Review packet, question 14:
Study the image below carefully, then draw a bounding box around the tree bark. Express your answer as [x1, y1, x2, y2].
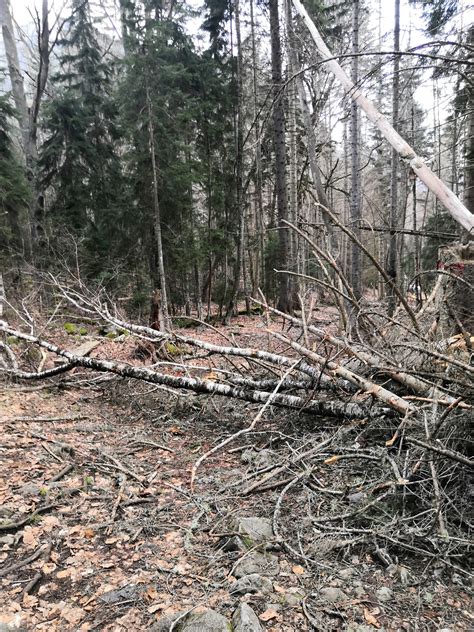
[270, 0, 293, 313]
[225, 0, 245, 324]
[146, 87, 170, 331]
[350, 0, 362, 301]
[387, 0, 400, 316]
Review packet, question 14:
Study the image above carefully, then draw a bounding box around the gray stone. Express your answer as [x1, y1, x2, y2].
[230, 574, 273, 596]
[319, 586, 347, 604]
[99, 584, 139, 604]
[232, 603, 262, 632]
[375, 586, 393, 603]
[151, 610, 230, 632]
[149, 613, 180, 632]
[284, 592, 303, 607]
[338, 568, 355, 579]
[234, 552, 280, 578]
[237, 517, 273, 544]
[180, 610, 230, 632]
[221, 536, 247, 553]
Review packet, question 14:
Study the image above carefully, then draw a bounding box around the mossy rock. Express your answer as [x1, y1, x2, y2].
[165, 342, 181, 356]
[63, 322, 77, 335]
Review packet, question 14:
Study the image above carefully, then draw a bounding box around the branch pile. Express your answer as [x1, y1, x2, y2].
[0, 283, 472, 568]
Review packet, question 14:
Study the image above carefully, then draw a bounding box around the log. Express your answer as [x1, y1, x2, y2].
[0, 321, 388, 420]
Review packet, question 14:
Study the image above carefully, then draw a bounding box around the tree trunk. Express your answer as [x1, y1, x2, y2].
[225, 0, 245, 324]
[270, 0, 293, 313]
[146, 88, 170, 332]
[464, 25, 474, 221]
[350, 0, 362, 301]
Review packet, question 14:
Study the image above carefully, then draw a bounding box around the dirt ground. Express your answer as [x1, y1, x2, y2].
[0, 316, 472, 631]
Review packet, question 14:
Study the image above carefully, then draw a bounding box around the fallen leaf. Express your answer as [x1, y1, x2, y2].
[83, 528, 95, 539]
[57, 569, 70, 579]
[148, 603, 168, 614]
[22, 526, 40, 549]
[259, 608, 279, 622]
[324, 455, 340, 465]
[62, 606, 86, 625]
[41, 562, 57, 575]
[292, 565, 305, 575]
[145, 587, 159, 601]
[203, 371, 218, 381]
[169, 426, 184, 435]
[364, 607, 381, 628]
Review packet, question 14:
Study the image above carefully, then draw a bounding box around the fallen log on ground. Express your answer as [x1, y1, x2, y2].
[0, 320, 387, 419]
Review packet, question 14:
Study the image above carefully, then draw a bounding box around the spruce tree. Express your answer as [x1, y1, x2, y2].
[40, 0, 127, 279]
[0, 92, 31, 264]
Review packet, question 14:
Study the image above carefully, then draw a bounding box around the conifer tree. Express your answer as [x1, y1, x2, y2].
[40, 0, 127, 279]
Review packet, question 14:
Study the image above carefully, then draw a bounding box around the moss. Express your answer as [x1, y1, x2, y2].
[6, 336, 19, 345]
[63, 322, 77, 335]
[240, 535, 254, 549]
[26, 347, 41, 362]
[106, 331, 118, 339]
[78, 327, 88, 336]
[165, 342, 181, 356]
[39, 487, 49, 497]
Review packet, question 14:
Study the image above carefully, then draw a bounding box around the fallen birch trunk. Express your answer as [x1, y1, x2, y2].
[0, 321, 387, 419]
[291, 0, 474, 234]
[252, 299, 460, 406]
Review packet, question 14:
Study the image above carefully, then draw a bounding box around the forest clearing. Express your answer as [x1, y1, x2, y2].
[1, 0, 473, 629]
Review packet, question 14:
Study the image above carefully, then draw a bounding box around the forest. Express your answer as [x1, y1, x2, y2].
[0, 0, 473, 630]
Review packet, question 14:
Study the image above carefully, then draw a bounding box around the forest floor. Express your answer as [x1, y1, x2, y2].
[0, 312, 472, 631]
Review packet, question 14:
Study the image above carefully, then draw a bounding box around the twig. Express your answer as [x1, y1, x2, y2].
[0, 544, 52, 578]
[0, 504, 58, 533]
[190, 360, 300, 490]
[48, 463, 74, 483]
[23, 571, 43, 595]
[404, 436, 474, 468]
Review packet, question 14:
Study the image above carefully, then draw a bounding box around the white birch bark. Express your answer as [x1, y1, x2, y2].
[291, 0, 474, 234]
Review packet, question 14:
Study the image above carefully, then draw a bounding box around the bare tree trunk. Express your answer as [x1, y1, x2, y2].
[146, 87, 170, 332]
[270, 0, 293, 313]
[0, 0, 29, 151]
[464, 25, 474, 221]
[225, 0, 245, 324]
[291, 0, 474, 234]
[285, 1, 336, 250]
[387, 0, 400, 315]
[350, 0, 362, 301]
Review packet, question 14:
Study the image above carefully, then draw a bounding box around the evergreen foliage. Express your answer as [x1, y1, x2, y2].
[0, 92, 31, 262]
[39, 1, 128, 279]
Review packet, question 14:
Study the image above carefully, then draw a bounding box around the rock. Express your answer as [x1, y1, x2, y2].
[234, 552, 280, 578]
[230, 574, 273, 596]
[284, 592, 303, 607]
[149, 613, 180, 632]
[338, 568, 356, 579]
[180, 610, 230, 632]
[232, 603, 262, 632]
[99, 584, 139, 604]
[319, 586, 347, 604]
[151, 610, 230, 632]
[237, 517, 273, 545]
[376, 586, 393, 603]
[221, 535, 247, 553]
